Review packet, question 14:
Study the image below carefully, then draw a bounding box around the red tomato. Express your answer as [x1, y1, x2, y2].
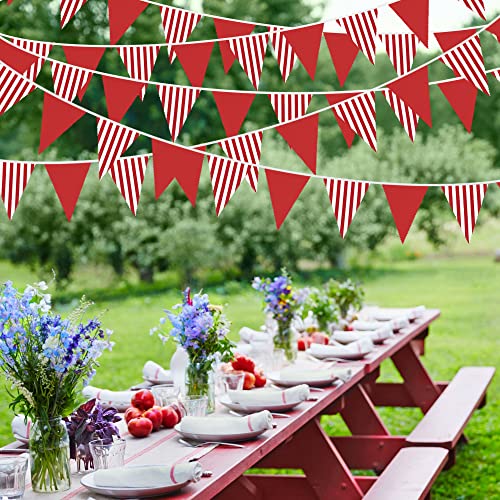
[128, 417, 153, 438]
[231, 355, 255, 373]
[311, 332, 329, 345]
[131, 389, 155, 411]
[254, 369, 267, 388]
[161, 406, 179, 428]
[124, 406, 143, 424]
[143, 407, 163, 431]
[243, 372, 256, 390]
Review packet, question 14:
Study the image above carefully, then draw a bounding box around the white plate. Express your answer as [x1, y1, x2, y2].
[306, 348, 371, 361]
[174, 423, 266, 443]
[267, 371, 337, 388]
[218, 394, 301, 413]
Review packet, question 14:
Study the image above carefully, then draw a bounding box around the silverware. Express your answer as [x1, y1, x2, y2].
[188, 443, 218, 462]
[228, 409, 291, 419]
[179, 438, 245, 449]
[201, 471, 213, 478]
[269, 383, 324, 392]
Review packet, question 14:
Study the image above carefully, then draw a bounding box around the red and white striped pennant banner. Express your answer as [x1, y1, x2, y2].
[383, 89, 420, 141]
[457, 0, 486, 19]
[229, 33, 269, 89]
[51, 61, 91, 102]
[157, 85, 200, 142]
[268, 93, 312, 123]
[441, 183, 488, 242]
[218, 131, 263, 192]
[337, 9, 378, 64]
[0, 62, 35, 115]
[9, 38, 52, 82]
[97, 118, 138, 179]
[0, 161, 35, 219]
[493, 69, 500, 81]
[117, 45, 161, 100]
[268, 27, 297, 82]
[60, 0, 88, 29]
[160, 6, 201, 62]
[378, 33, 418, 75]
[109, 155, 149, 215]
[208, 156, 248, 215]
[324, 178, 370, 238]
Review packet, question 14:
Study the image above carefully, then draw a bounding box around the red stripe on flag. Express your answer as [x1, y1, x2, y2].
[383, 89, 420, 141]
[379, 33, 418, 75]
[161, 6, 201, 62]
[0, 161, 35, 219]
[0, 62, 35, 116]
[60, 0, 88, 28]
[269, 27, 297, 82]
[229, 33, 269, 89]
[337, 9, 378, 64]
[268, 93, 312, 123]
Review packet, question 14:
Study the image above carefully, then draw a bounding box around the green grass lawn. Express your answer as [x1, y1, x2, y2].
[0, 256, 498, 498]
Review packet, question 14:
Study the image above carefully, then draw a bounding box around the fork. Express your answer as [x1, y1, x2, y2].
[229, 410, 290, 419]
[179, 438, 245, 449]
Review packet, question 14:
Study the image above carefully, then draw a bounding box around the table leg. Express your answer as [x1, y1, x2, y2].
[412, 326, 429, 356]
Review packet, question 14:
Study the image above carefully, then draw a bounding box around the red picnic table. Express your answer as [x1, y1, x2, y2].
[10, 309, 495, 499]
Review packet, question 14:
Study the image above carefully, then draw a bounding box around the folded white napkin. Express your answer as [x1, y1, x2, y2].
[93, 462, 203, 488]
[369, 306, 426, 321]
[311, 337, 374, 357]
[11, 415, 31, 439]
[409, 306, 426, 320]
[82, 386, 135, 410]
[179, 410, 273, 435]
[351, 320, 385, 331]
[228, 385, 310, 405]
[239, 327, 271, 344]
[278, 368, 335, 383]
[332, 327, 393, 345]
[390, 317, 410, 331]
[143, 361, 172, 382]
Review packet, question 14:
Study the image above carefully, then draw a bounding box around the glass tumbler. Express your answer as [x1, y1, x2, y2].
[0, 454, 29, 500]
[180, 395, 208, 417]
[221, 372, 245, 393]
[152, 384, 180, 407]
[89, 439, 126, 470]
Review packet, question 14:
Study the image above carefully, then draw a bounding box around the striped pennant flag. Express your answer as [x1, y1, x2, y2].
[333, 92, 377, 151]
[268, 93, 312, 123]
[229, 33, 269, 89]
[383, 89, 419, 142]
[457, 0, 486, 20]
[493, 69, 500, 81]
[442, 183, 488, 242]
[9, 38, 52, 82]
[97, 118, 138, 179]
[324, 178, 369, 238]
[157, 85, 200, 142]
[109, 155, 149, 215]
[208, 156, 248, 215]
[0, 161, 35, 219]
[337, 9, 378, 64]
[51, 61, 91, 102]
[60, 0, 88, 28]
[219, 131, 263, 192]
[379, 33, 418, 76]
[0, 62, 35, 115]
[160, 6, 201, 62]
[117, 45, 161, 100]
[269, 27, 297, 82]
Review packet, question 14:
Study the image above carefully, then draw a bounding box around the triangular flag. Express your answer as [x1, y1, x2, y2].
[117, 45, 161, 100]
[326, 92, 360, 147]
[45, 162, 90, 220]
[390, 0, 429, 47]
[276, 113, 319, 173]
[9, 38, 52, 82]
[442, 183, 488, 242]
[157, 85, 200, 142]
[282, 23, 324, 80]
[51, 61, 92, 102]
[324, 178, 369, 238]
[438, 78, 478, 132]
[39, 93, 86, 153]
[0, 62, 35, 116]
[379, 33, 418, 76]
[229, 33, 269, 89]
[60, 0, 88, 29]
[323, 33, 359, 87]
[457, 0, 485, 20]
[383, 89, 420, 141]
[214, 18, 255, 73]
[152, 140, 205, 205]
[102, 74, 144, 122]
[268, 93, 312, 123]
[383, 185, 428, 243]
[266, 169, 309, 229]
[208, 156, 248, 215]
[109, 155, 149, 215]
[387, 66, 432, 127]
[487, 19, 500, 42]
[212, 91, 255, 137]
[337, 9, 378, 64]
[0, 38, 40, 75]
[492, 69, 500, 81]
[108, 0, 147, 44]
[171, 41, 214, 87]
[0, 161, 35, 219]
[269, 27, 297, 82]
[96, 118, 138, 178]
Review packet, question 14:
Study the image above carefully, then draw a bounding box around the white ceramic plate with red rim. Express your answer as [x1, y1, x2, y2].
[267, 371, 337, 387]
[174, 423, 267, 443]
[218, 394, 301, 413]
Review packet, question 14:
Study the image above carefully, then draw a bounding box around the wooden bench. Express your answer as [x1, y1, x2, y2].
[364, 447, 448, 500]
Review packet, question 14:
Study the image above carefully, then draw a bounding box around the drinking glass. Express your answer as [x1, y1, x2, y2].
[181, 395, 208, 417]
[0, 454, 28, 499]
[152, 384, 180, 407]
[221, 372, 245, 392]
[271, 348, 286, 371]
[89, 439, 126, 470]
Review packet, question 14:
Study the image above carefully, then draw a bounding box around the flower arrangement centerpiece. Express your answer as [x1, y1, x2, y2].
[325, 279, 364, 321]
[0, 281, 113, 493]
[298, 287, 339, 333]
[252, 270, 298, 362]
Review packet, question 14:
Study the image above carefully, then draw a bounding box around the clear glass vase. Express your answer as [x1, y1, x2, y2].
[29, 417, 71, 493]
[274, 318, 297, 363]
[185, 363, 215, 413]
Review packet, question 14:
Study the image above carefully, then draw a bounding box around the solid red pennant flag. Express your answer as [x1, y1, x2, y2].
[0, 38, 40, 75]
[219, 131, 263, 192]
[102, 75, 144, 122]
[266, 169, 309, 229]
[45, 162, 90, 220]
[333, 92, 377, 151]
[108, 0, 147, 44]
[0, 62, 35, 116]
[39, 93, 86, 153]
[109, 155, 149, 215]
[457, 0, 485, 20]
[487, 19, 500, 42]
[208, 156, 248, 215]
[269, 27, 297, 82]
[161, 5, 201, 62]
[337, 9, 378, 64]
[171, 41, 214, 87]
[283, 23, 324, 80]
[387, 66, 432, 127]
[0, 161, 35, 219]
[390, 0, 429, 47]
[383, 184, 428, 243]
[379, 33, 418, 75]
[268, 93, 312, 123]
[60, 0, 88, 28]
[51, 61, 92, 102]
[435, 29, 489, 95]
[323, 33, 359, 87]
[442, 183, 488, 242]
[97, 118, 138, 178]
[214, 18, 255, 73]
[325, 92, 358, 147]
[383, 89, 420, 142]
[438, 78, 478, 132]
[117, 45, 161, 100]
[276, 113, 319, 173]
[9, 38, 52, 82]
[152, 140, 205, 205]
[324, 178, 369, 238]
[212, 91, 255, 137]
[229, 33, 269, 89]
[157, 84, 200, 142]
